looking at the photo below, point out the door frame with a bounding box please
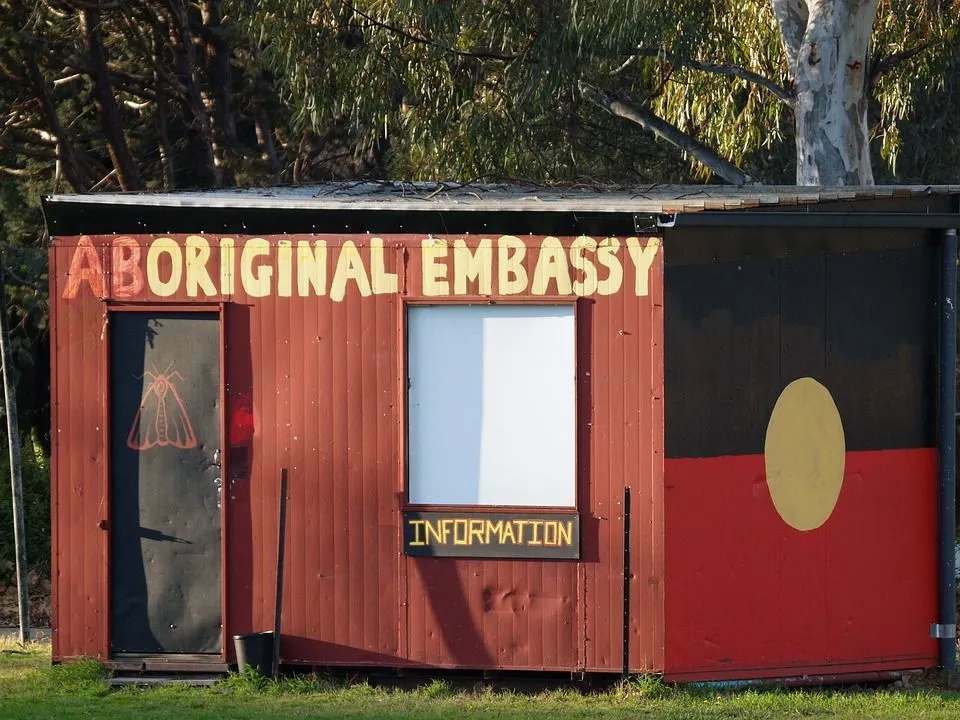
[103,302,227,662]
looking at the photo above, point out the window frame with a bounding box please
[400,295,580,514]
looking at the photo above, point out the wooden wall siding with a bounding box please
[49,233,664,672]
[49,242,110,659]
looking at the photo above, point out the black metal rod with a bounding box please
[939,229,958,671]
[272,468,289,677]
[622,486,631,677]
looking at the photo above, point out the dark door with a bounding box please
[109,312,222,654]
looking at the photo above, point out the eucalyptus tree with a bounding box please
[240,0,958,185]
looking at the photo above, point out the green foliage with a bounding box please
[415,678,453,698]
[234,0,695,183]
[3,644,960,720]
[219,665,272,694]
[237,0,960,183]
[0,429,49,583]
[616,673,676,699]
[36,658,110,698]
[651,0,791,180]
[872,0,959,174]
[0,174,49,440]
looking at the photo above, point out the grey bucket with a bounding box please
[233,631,275,676]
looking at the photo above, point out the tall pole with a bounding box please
[0,255,29,643]
[938,228,958,671]
[272,468,288,677]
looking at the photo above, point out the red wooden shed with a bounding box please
[42,183,960,681]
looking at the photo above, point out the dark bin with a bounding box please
[233,632,275,676]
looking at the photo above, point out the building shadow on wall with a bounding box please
[225,303,256,659]
[407,305,491,667]
[577,299,597,565]
[109,314,160,653]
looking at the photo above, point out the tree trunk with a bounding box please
[580,82,751,185]
[23,59,97,191]
[200,0,238,147]
[165,0,222,186]
[81,8,145,191]
[773,0,879,185]
[153,26,177,189]
[253,71,283,178]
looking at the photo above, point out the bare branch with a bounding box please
[0,255,46,291]
[580,82,752,185]
[342,1,521,62]
[630,47,794,105]
[57,0,125,11]
[21,53,98,190]
[52,73,83,87]
[870,41,934,86]
[0,166,41,178]
[0,142,57,159]
[88,167,118,191]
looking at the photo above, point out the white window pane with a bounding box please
[408,304,575,507]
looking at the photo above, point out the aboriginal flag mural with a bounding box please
[663,234,940,679]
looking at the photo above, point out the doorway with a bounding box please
[108,311,222,655]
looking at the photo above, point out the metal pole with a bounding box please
[272,468,288,678]
[0,257,29,643]
[937,228,957,671]
[621,486,631,678]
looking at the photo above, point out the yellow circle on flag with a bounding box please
[764,377,846,531]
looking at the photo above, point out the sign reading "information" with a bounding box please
[403,511,580,559]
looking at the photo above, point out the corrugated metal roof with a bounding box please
[45,182,960,214]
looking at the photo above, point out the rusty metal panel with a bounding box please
[49,232,664,672]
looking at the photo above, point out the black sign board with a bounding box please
[403,511,580,559]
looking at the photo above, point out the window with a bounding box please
[407,304,576,507]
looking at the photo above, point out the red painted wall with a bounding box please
[51,229,938,679]
[49,233,665,672]
[664,449,938,680]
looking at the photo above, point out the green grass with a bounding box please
[0,640,959,719]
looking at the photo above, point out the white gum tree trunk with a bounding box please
[773,0,879,185]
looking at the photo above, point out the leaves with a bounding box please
[237,0,960,183]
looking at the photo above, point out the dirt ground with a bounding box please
[0,571,49,627]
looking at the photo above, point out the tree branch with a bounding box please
[59,0,125,10]
[0,142,57,160]
[869,41,934,86]
[342,1,521,62]
[630,47,794,105]
[0,166,42,178]
[580,82,752,185]
[81,7,145,190]
[21,51,98,190]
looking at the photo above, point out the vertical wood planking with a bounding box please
[48,247,60,659]
[49,232,662,670]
